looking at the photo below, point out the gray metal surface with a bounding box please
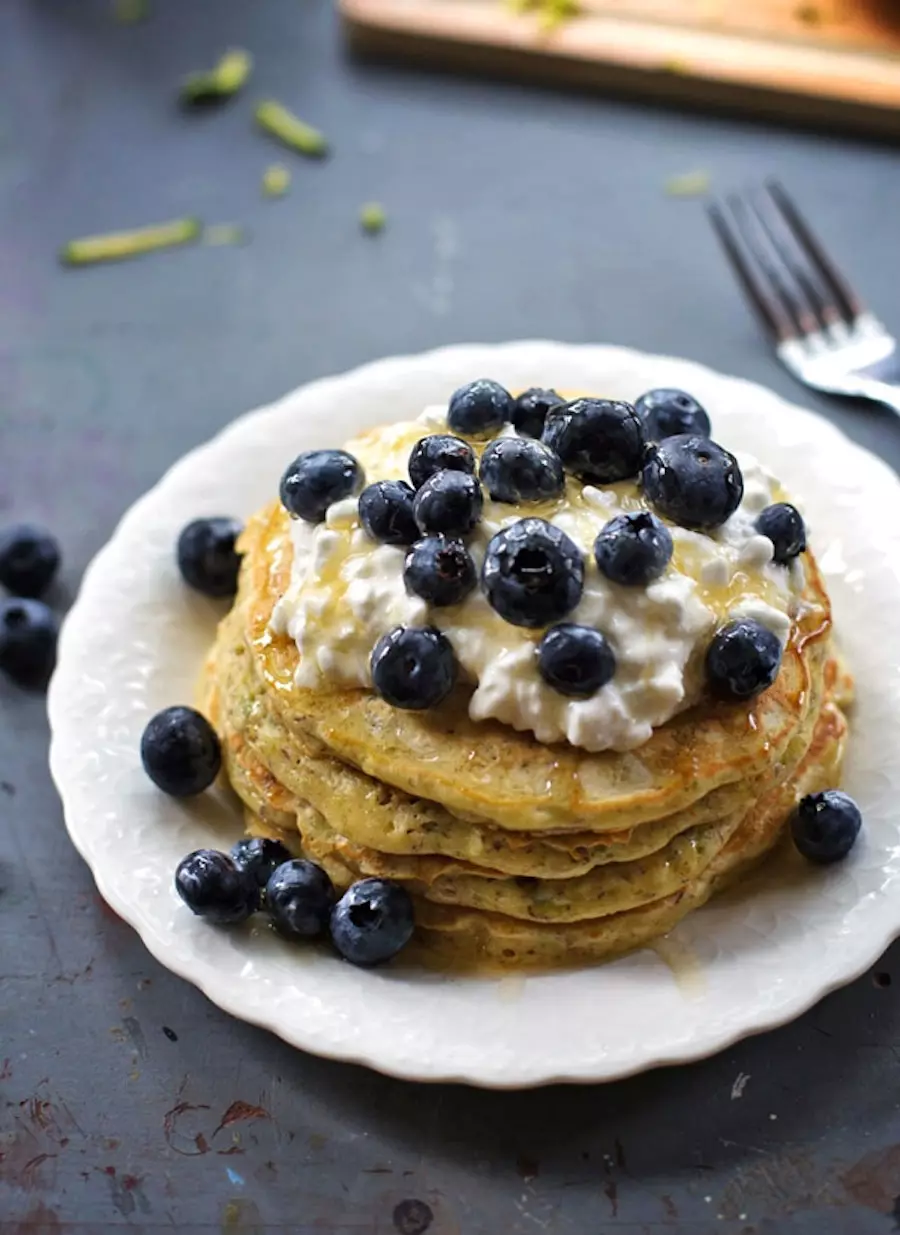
[3,2,900,1232]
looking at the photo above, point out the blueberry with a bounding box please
[358,480,417,546]
[537,624,616,697]
[447,379,513,437]
[279,449,362,523]
[755,503,807,566]
[408,434,476,490]
[230,836,294,891]
[404,536,477,606]
[481,518,584,629]
[412,470,483,537]
[790,790,862,864]
[265,859,336,940]
[512,388,565,439]
[176,516,243,598]
[0,599,59,688]
[370,625,457,709]
[0,524,60,598]
[705,619,782,702]
[635,388,711,442]
[541,398,644,484]
[594,511,673,586]
[479,438,565,504]
[642,435,743,530]
[330,878,415,966]
[175,849,259,924]
[140,705,222,796]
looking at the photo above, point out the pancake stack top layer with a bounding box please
[203,384,848,971]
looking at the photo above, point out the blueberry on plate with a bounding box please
[404,536,477,606]
[140,705,222,796]
[512,388,565,440]
[594,511,673,586]
[176,516,243,598]
[481,518,584,628]
[330,878,415,966]
[265,859,336,940]
[479,437,565,504]
[408,434,476,490]
[279,449,362,523]
[755,502,807,566]
[541,398,645,484]
[790,790,862,864]
[231,836,294,891]
[175,849,260,925]
[447,379,513,437]
[370,625,457,709]
[635,388,711,442]
[642,434,743,530]
[0,598,59,688]
[705,619,782,701]
[358,480,417,546]
[412,470,483,537]
[537,624,616,697]
[0,524,60,598]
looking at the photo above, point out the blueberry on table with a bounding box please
[279,449,362,523]
[705,619,782,702]
[404,536,477,606]
[541,398,645,484]
[447,379,513,437]
[635,388,711,442]
[370,625,457,709]
[479,437,565,504]
[408,434,476,490]
[231,836,294,891]
[140,705,222,796]
[755,503,807,566]
[538,624,616,697]
[176,516,243,598]
[330,878,415,966]
[790,790,862,864]
[0,598,59,688]
[642,435,743,530]
[0,524,60,598]
[594,511,673,586]
[175,849,260,925]
[265,859,336,940]
[481,518,584,629]
[412,470,483,537]
[358,480,417,546]
[512,388,565,440]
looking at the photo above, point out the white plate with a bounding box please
[48,342,900,1088]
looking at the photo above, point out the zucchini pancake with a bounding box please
[201,382,852,971]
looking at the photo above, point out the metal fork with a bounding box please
[708,181,900,415]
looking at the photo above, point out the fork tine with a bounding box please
[750,186,841,330]
[765,179,864,322]
[727,193,820,338]
[707,202,797,344]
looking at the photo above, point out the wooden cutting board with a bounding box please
[340,0,900,137]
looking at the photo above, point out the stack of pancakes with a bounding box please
[202,499,851,972]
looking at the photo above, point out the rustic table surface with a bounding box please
[3,2,900,1233]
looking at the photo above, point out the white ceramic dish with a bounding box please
[48,342,900,1088]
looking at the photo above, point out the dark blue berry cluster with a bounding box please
[174,842,415,966]
[0,524,63,689]
[272,379,812,711]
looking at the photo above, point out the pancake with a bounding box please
[209,620,837,928]
[204,580,832,878]
[236,698,846,968]
[235,501,833,834]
